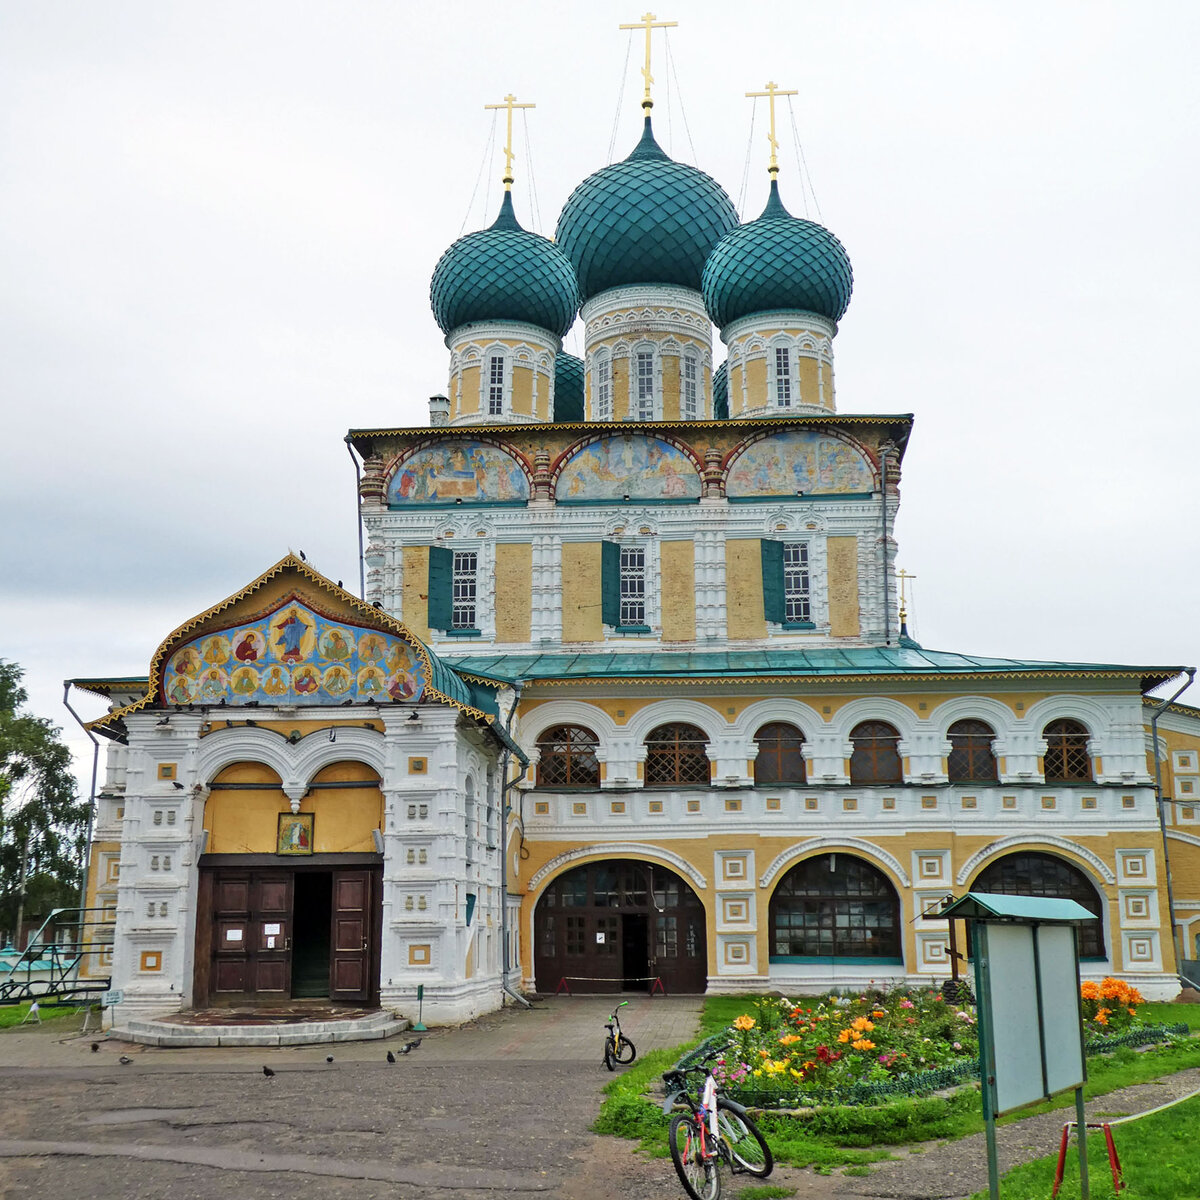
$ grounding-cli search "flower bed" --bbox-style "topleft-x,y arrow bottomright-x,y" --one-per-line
694,985 -> 1187,1109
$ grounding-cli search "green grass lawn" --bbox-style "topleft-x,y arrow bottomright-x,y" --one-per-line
0,1000 -> 92,1030
596,996 -> 1200,1173
1141,1001 -> 1200,1030
968,1093 -> 1200,1199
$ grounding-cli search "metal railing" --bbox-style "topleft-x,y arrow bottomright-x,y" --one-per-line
0,907 -> 115,1005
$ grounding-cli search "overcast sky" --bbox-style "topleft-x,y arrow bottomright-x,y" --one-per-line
3,1 -> 1198,796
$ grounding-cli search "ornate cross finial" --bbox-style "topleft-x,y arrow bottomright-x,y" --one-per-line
619,12 -> 678,112
483,93 -> 536,191
896,567 -> 917,627
745,81 -> 798,179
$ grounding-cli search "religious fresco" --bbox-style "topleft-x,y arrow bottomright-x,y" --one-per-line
725,431 -> 875,498
161,599 -> 425,706
388,441 -> 529,505
556,436 -> 701,502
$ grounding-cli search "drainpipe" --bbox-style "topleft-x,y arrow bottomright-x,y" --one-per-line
879,442 -> 893,646
498,681 -> 529,1008
62,683 -> 102,918
1149,667 -> 1197,986
345,437 -> 366,598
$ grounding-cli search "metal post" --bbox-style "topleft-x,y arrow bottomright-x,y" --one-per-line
970,920 -> 1001,1200
1075,1086 -> 1090,1200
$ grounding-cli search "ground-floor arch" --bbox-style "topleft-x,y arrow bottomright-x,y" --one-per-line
533,858 -> 707,994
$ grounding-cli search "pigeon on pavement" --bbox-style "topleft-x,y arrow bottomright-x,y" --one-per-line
118,1055 -> 132,1065
386,1050 -> 396,1063
262,1065 -> 275,1079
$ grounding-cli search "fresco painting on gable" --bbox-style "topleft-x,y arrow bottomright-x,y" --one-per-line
162,599 -> 425,706
726,431 -> 875,498
556,436 -> 701,502
388,441 -> 528,505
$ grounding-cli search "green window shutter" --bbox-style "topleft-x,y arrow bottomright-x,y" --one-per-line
427,545 -> 454,630
601,541 -> 621,626
761,539 -> 785,624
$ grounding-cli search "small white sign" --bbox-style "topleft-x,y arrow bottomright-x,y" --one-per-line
266,936 -> 276,949
596,932 -> 606,944
105,989 -> 124,1006
264,923 -> 281,936
225,929 -> 243,942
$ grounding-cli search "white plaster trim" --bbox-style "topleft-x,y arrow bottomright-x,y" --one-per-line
758,838 -> 911,889
722,310 -> 835,344
955,834 -> 1116,886
526,842 -> 707,893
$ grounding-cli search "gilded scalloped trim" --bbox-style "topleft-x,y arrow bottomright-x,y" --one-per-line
88,554 -> 494,733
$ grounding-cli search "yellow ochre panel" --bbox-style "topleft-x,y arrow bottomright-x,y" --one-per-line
827,536 -> 860,637
402,546 -> 431,643
561,542 -> 603,642
511,364 -> 534,416
660,540 -> 696,641
453,365 -> 481,420
495,543 -> 533,643
726,540 -> 767,639
661,356 -> 681,422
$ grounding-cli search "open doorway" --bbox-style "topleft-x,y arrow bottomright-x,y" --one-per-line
291,871 -> 332,998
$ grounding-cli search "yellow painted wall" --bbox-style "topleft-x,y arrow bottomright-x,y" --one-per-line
511,364 -> 533,417
661,357 -> 680,421
660,540 -> 696,641
453,365 -> 481,420
495,543 -> 533,643
402,546 -> 431,642
612,359 -> 630,421
561,542 -> 603,642
743,358 -> 768,411
797,357 -> 820,408
726,540 -> 767,639
827,536 -> 861,637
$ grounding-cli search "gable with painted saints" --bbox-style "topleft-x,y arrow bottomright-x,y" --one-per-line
388,440 -> 529,506
162,599 -> 425,706
555,435 -> 701,502
726,430 -> 875,498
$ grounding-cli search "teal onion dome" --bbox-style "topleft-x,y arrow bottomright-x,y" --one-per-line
701,181 -> 853,329
555,117 -> 738,303
554,352 -> 584,422
712,361 -> 729,420
431,192 -> 579,338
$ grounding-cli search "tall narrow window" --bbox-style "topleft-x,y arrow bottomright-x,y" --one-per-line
783,543 -> 810,623
681,353 -> 698,419
595,352 -> 612,420
774,347 -> 792,407
619,546 -> 646,627
635,350 -> 655,420
452,550 -> 478,629
486,354 -> 505,416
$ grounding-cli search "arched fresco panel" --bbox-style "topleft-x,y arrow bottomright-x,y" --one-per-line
162,598 -> 425,706
388,441 -> 529,505
556,436 -> 701,502
726,430 -> 874,498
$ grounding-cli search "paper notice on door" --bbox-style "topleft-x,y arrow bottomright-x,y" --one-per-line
596,932 -> 606,943
264,923 -> 281,936
266,936 -> 276,949
225,929 -> 243,942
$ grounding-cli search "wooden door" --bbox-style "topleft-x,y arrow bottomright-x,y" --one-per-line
251,873 -> 293,999
211,872 -> 253,999
330,868 -> 373,1003
208,869 -> 293,1004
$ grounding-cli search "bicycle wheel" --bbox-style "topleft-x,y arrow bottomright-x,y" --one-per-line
603,1038 -> 616,1071
668,1112 -> 721,1200
716,1101 -> 772,1178
615,1037 -> 637,1065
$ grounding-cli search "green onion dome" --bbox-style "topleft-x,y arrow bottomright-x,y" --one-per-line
431,193 -> 579,338
555,117 -> 738,304
712,361 -> 729,420
553,352 -> 584,422
701,181 -> 853,329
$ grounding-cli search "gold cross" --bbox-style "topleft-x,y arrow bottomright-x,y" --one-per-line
619,12 -> 678,112
896,567 -> 917,622
745,81 -> 798,178
483,93 -> 536,190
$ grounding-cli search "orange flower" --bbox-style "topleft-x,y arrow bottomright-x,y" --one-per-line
838,1029 -> 852,1043
733,1015 -> 756,1031
852,1038 -> 875,1051
1095,1008 -> 1111,1026
1080,981 -> 1100,1001
778,1034 -> 801,1046
850,1017 -> 875,1033
872,1010 -> 886,1018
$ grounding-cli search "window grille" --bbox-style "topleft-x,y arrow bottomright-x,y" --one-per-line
635,350 -> 655,420
619,546 -> 646,627
774,347 -> 792,406
655,914 -> 678,958
644,722 -> 709,786
849,721 -> 903,784
783,542 -> 810,622
451,550 -> 477,629
487,355 -> 504,416
1043,719 -> 1092,782
753,722 -> 806,784
947,719 -> 998,782
681,354 -> 698,419
596,353 -> 612,420
535,724 -> 600,787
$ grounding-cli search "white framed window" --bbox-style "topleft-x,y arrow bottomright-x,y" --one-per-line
620,546 -> 646,626
681,353 -> 698,419
773,346 -> 793,407
452,550 -> 478,629
595,350 -> 613,420
633,346 -> 656,420
487,354 -> 505,417
783,542 -> 810,623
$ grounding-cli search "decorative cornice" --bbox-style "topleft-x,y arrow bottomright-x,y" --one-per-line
581,283 -> 706,324
527,842 -> 708,893
722,309 -> 836,344
758,838 -> 912,889
955,835 -> 1116,886
444,319 -> 562,353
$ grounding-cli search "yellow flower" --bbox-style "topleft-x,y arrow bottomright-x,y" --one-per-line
852,1038 -> 875,1051
733,1015 -> 756,1031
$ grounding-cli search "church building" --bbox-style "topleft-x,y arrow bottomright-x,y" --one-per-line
71,22 -> 1200,1033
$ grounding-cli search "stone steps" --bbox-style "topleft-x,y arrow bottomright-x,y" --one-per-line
116,1009 -> 409,1048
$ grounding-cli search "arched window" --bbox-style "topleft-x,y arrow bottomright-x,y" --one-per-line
630,342 -> 658,421
974,851 -> 1105,958
753,722 -> 806,785
536,725 -> 600,788
1043,719 -> 1092,782
593,349 -> 613,421
680,351 -> 699,419
770,853 -> 901,959
849,721 -> 902,784
947,719 -> 998,783
645,723 -> 709,786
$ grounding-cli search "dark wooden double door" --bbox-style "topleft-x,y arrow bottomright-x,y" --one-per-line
197,864 -> 381,1007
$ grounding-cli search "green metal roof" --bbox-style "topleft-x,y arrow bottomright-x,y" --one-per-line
938,892 -> 1096,923
445,646 -> 1184,692
554,352 -> 585,421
